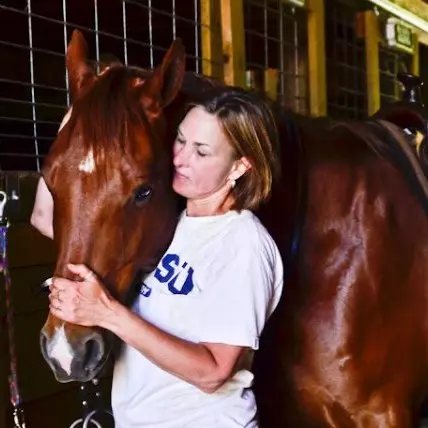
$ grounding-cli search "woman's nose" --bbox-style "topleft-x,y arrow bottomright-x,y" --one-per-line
173,146 -> 188,167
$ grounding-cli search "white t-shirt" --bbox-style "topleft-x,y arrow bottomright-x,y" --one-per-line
112,209 -> 283,428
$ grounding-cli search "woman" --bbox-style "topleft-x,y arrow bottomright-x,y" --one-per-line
32,88 -> 284,427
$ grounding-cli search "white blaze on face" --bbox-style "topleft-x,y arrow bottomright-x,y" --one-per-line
57,107 -> 96,174
78,149 -> 96,173
47,323 -> 74,376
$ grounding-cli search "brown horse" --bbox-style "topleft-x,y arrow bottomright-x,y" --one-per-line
39,30 -> 428,427
254,113 -> 428,427
39,30 -> 185,382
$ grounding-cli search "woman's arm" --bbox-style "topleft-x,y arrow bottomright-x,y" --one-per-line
31,177 -> 54,240
50,264 -> 248,394
104,301 -> 247,393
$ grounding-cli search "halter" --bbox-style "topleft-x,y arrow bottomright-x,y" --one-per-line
68,378 -> 113,428
0,190 -> 27,428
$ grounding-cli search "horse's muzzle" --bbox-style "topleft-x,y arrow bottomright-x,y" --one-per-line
40,322 -> 108,383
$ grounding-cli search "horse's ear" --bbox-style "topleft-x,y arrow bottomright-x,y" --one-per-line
143,38 -> 186,110
66,30 -> 95,101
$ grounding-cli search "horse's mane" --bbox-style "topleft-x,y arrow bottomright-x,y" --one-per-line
356,119 -> 428,215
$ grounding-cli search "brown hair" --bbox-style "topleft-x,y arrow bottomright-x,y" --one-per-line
191,87 -> 281,211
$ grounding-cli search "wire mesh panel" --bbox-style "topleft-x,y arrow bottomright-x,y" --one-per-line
379,47 -> 412,107
244,0 -> 309,114
325,0 -> 367,120
0,0 -> 217,172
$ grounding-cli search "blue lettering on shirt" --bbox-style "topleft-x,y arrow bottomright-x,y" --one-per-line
149,253 -> 194,295
167,267 -> 194,295
140,283 -> 152,297
154,254 -> 179,283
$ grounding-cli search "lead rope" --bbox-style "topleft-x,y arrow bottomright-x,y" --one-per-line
0,191 -> 26,428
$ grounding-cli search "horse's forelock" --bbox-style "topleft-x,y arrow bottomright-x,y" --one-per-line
63,66 -> 155,170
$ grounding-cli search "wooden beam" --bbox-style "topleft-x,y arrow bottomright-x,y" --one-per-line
412,32 -> 420,76
264,68 -> 279,102
200,0 -> 223,80
220,0 -> 246,87
307,0 -> 327,117
364,10 -> 380,116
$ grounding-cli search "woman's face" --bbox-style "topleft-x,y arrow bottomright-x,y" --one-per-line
172,107 -> 238,200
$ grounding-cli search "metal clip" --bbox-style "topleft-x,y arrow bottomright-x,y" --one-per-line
12,407 -> 26,428
0,191 -> 8,226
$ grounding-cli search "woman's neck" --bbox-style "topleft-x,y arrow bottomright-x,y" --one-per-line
186,188 -> 235,217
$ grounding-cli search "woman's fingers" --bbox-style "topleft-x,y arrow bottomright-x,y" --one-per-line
67,263 -> 97,282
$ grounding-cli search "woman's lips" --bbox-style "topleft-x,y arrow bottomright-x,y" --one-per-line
174,171 -> 189,180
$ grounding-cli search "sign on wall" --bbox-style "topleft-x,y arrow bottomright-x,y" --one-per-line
385,17 -> 414,53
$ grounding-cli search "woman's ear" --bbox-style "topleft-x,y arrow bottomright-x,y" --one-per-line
228,157 -> 252,182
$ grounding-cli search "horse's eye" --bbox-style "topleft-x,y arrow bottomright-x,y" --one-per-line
134,185 -> 153,207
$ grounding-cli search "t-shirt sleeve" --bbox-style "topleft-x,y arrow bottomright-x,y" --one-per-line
194,229 -> 282,350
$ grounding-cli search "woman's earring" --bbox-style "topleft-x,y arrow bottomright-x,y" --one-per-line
230,179 -> 236,189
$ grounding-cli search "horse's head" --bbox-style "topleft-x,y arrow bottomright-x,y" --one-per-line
40,30 -> 185,382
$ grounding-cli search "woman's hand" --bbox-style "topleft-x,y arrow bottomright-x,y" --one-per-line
49,263 -> 115,327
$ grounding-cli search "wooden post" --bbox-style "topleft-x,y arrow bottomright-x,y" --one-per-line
220,0 -> 246,87
307,0 -> 327,117
364,10 -> 380,116
200,0 -> 223,80
264,68 -> 279,101
412,32 -> 420,76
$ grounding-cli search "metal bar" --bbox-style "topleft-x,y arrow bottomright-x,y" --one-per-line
264,0 -> 268,69
279,0 -> 285,104
94,0 -> 100,72
0,78 -> 66,93
293,10 -> 300,111
194,0 -> 200,73
0,40 -> 65,59
172,0 -> 176,39
0,97 -> 67,110
148,0 -> 153,68
0,134 -> 56,141
63,0 -> 70,106
27,0 -> 40,172
0,116 -> 61,126
122,0 -> 128,65
244,29 -> 285,44
0,153 -> 47,159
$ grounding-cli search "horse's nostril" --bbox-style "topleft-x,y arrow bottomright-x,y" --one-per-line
39,330 -> 63,374
40,330 -> 48,356
82,337 -> 104,372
